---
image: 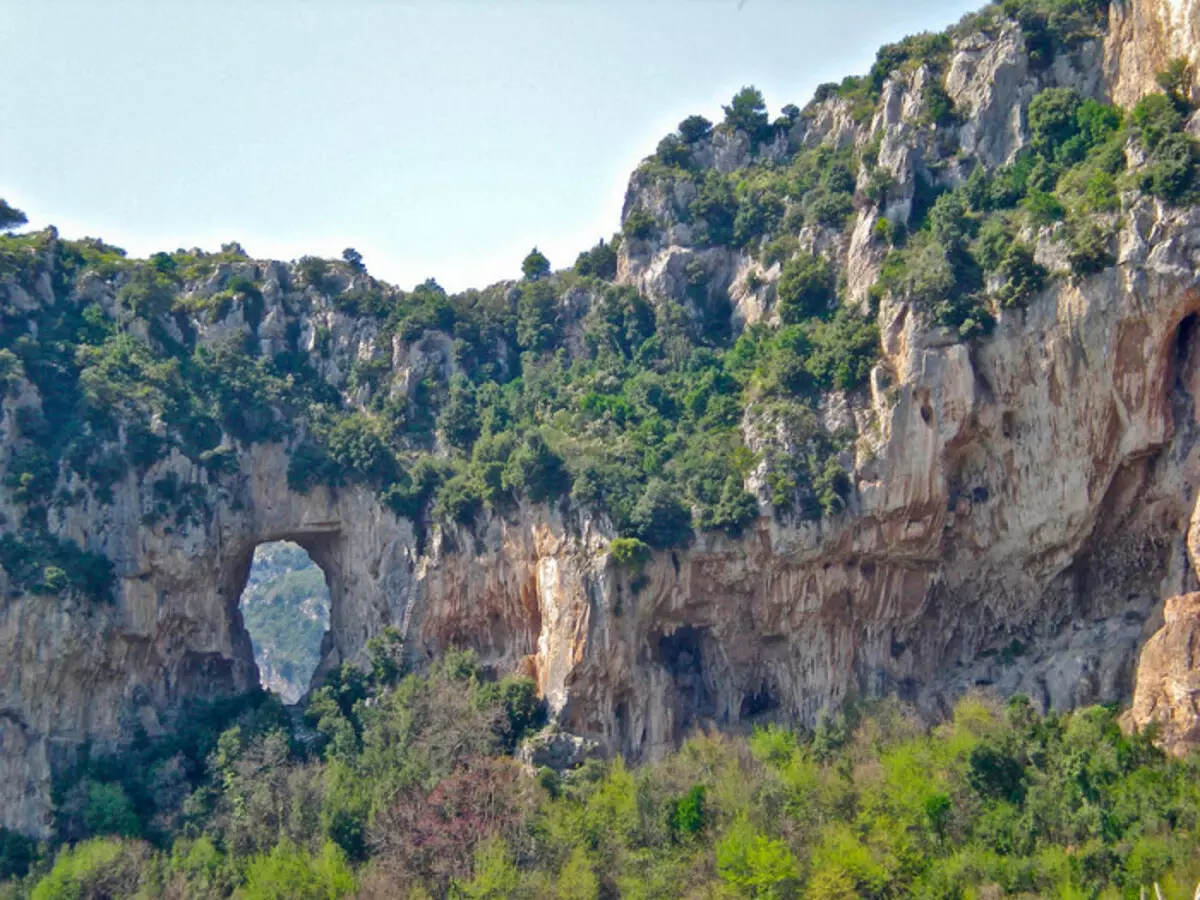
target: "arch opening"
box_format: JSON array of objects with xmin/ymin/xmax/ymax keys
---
[{"xmin": 238, "ymin": 541, "xmax": 331, "ymax": 704}]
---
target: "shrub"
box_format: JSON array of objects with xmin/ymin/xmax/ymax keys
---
[
  {"xmin": 1156, "ymin": 57, "xmax": 1194, "ymax": 112},
  {"xmin": 1067, "ymin": 220, "xmax": 1115, "ymax": 275},
  {"xmin": 995, "ymin": 242, "xmax": 1047, "ymax": 307},
  {"xmin": 622, "ymin": 207, "xmax": 656, "ymax": 241},
  {"xmin": 574, "ymin": 239, "xmax": 618, "ymax": 280},
  {"xmin": 776, "ymin": 253, "xmax": 835, "ymax": 324},
  {"xmin": 437, "ymin": 375, "xmax": 480, "ymax": 450},
  {"xmin": 806, "ymin": 191, "xmax": 855, "ymax": 228},
  {"xmin": 1022, "ymin": 189, "xmax": 1066, "ymax": 224},
  {"xmin": 689, "ymin": 173, "xmax": 738, "ymax": 246},
  {"xmin": 1140, "ymin": 131, "xmax": 1199, "ymax": 203},
  {"xmin": 433, "ymin": 474, "xmax": 483, "ymax": 526},
  {"xmin": 1131, "ymin": 92, "xmax": 1182, "ymax": 152},
  {"xmin": 805, "ymin": 309, "xmax": 880, "ymax": 390},
  {"xmin": 655, "ymin": 134, "xmax": 691, "ymax": 168},
  {"xmin": 0, "ymin": 827, "xmax": 37, "ymax": 880},
  {"xmin": 670, "ymin": 785, "xmax": 707, "ymax": 837},
  {"xmin": 1029, "ymin": 87, "xmax": 1083, "ymax": 161},
  {"xmin": 609, "ymin": 537, "xmax": 651, "ymax": 569},
  {"xmin": 715, "ymin": 816, "xmax": 800, "ymax": 896}
]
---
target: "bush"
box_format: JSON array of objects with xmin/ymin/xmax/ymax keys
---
[
  {"xmin": 1067, "ymin": 220, "xmax": 1115, "ymax": 275},
  {"xmin": 995, "ymin": 242, "xmax": 1046, "ymax": 307},
  {"xmin": 1140, "ymin": 131, "xmax": 1199, "ymax": 203},
  {"xmin": 654, "ymin": 134, "xmax": 691, "ymax": 168},
  {"xmin": 629, "ymin": 479, "xmax": 693, "ymax": 549},
  {"xmin": 82, "ymin": 780, "xmax": 141, "ymax": 838},
  {"xmin": 574, "ymin": 239, "xmax": 618, "ymax": 280},
  {"xmin": 437, "ymin": 375, "xmax": 480, "ymax": 450},
  {"xmin": 1131, "ymin": 92, "xmax": 1182, "ymax": 152},
  {"xmin": 689, "ymin": 173, "xmax": 738, "ymax": 246},
  {"xmin": 715, "ymin": 816, "xmax": 800, "ymax": 896},
  {"xmin": 776, "ymin": 253, "xmax": 835, "ymax": 324},
  {"xmin": 609, "ymin": 537, "xmax": 651, "ymax": 569},
  {"xmin": 806, "ymin": 190, "xmax": 855, "ymax": 229},
  {"xmin": 0, "ymin": 828, "xmax": 37, "ymax": 880},
  {"xmin": 1156, "ymin": 57, "xmax": 1194, "ymax": 112},
  {"xmin": 622, "ymin": 207, "xmax": 657, "ymax": 241},
  {"xmin": 669, "ymin": 785, "xmax": 707, "ymax": 837}
]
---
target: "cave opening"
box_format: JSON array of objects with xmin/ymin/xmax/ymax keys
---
[{"xmin": 238, "ymin": 541, "xmax": 331, "ymax": 704}]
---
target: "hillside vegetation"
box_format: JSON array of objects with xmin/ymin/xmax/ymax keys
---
[
  {"xmin": 2, "ymin": 654, "xmax": 1199, "ymax": 898},
  {"xmin": 2, "ymin": 0, "xmax": 1200, "ymax": 895}
]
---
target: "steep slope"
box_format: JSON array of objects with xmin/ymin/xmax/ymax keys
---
[{"xmin": 2, "ymin": 0, "xmax": 1200, "ymax": 840}]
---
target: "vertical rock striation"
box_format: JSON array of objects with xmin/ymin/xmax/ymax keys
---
[{"xmin": 4, "ymin": 0, "xmax": 1200, "ymax": 838}]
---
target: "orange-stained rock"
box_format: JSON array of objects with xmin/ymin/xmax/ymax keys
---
[{"xmin": 1127, "ymin": 594, "xmax": 1200, "ymax": 755}]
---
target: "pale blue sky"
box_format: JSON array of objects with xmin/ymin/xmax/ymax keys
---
[{"xmin": 1, "ymin": 0, "xmax": 981, "ymax": 292}]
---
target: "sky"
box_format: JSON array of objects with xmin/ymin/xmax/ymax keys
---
[{"xmin": 1, "ymin": 0, "xmax": 982, "ymax": 293}]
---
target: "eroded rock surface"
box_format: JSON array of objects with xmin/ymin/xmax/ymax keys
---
[
  {"xmin": 4, "ymin": 0, "xmax": 1200, "ymax": 839},
  {"xmin": 1127, "ymin": 593, "xmax": 1200, "ymax": 754}
]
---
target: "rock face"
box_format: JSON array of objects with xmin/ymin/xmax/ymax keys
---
[
  {"xmin": 5, "ymin": 0, "xmax": 1200, "ymax": 839},
  {"xmin": 1126, "ymin": 593, "xmax": 1200, "ymax": 754}
]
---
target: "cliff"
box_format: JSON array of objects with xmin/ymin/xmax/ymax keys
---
[{"xmin": 3, "ymin": 0, "xmax": 1200, "ymax": 839}]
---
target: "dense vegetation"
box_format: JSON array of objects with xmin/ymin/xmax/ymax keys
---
[
  {"xmin": 2, "ymin": 0, "xmax": 1200, "ymax": 895},
  {"xmin": 0, "ymin": 0, "xmax": 1190, "ymax": 596},
  {"xmin": 4, "ymin": 656, "xmax": 1200, "ymax": 899}
]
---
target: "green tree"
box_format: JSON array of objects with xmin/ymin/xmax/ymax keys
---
[
  {"xmin": 517, "ymin": 279, "xmax": 559, "ymax": 351},
  {"xmin": 679, "ymin": 114, "xmax": 714, "ymax": 143},
  {"xmin": 437, "ymin": 375, "xmax": 480, "ymax": 450},
  {"xmin": 630, "ymin": 479, "xmax": 693, "ymax": 549},
  {"xmin": 522, "ymin": 247, "xmax": 551, "ymax": 281},
  {"xmin": 239, "ymin": 840, "xmax": 356, "ymax": 900},
  {"xmin": 503, "ymin": 432, "xmax": 571, "ymax": 503},
  {"xmin": 723, "ymin": 86, "xmax": 772, "ymax": 144},
  {"xmin": 31, "ymin": 839, "xmax": 153, "ymax": 900},
  {"xmin": 82, "ymin": 781, "xmax": 141, "ymax": 838},
  {"xmin": 715, "ymin": 816, "xmax": 800, "ymax": 898},
  {"xmin": 459, "ymin": 838, "xmax": 520, "ymax": 899},
  {"xmin": 0, "ymin": 199, "xmax": 28, "ymax": 232},
  {"xmin": 574, "ymin": 239, "xmax": 618, "ymax": 280},
  {"xmin": 556, "ymin": 846, "xmax": 600, "ymax": 900},
  {"xmin": 341, "ymin": 247, "xmax": 365, "ymax": 272}
]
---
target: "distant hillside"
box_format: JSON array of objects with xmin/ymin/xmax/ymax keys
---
[{"xmin": 240, "ymin": 543, "xmax": 329, "ymax": 703}]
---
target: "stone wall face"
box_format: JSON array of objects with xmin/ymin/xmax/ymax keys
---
[{"xmin": 4, "ymin": 0, "xmax": 1200, "ymax": 838}]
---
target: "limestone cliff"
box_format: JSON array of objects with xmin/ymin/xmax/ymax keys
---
[{"xmin": 3, "ymin": 0, "xmax": 1200, "ymax": 840}]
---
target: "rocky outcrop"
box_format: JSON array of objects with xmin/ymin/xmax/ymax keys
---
[
  {"xmin": 1126, "ymin": 593, "xmax": 1200, "ymax": 754},
  {"xmin": 1107, "ymin": 0, "xmax": 1200, "ymax": 107},
  {"xmin": 5, "ymin": 0, "xmax": 1200, "ymax": 840}
]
